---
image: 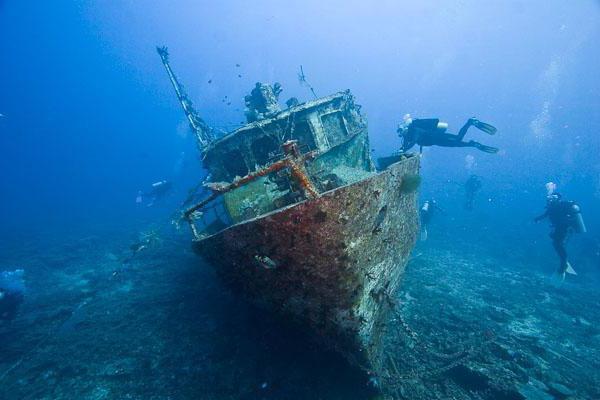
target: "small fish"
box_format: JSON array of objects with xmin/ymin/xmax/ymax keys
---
[
  {"xmin": 207, "ymin": 79, "xmax": 212, "ymax": 84},
  {"xmin": 238, "ymin": 74, "xmax": 242, "ymax": 78},
  {"xmin": 235, "ymin": 63, "xmax": 241, "ymax": 67},
  {"xmin": 227, "ymin": 102, "xmax": 231, "ymax": 105}
]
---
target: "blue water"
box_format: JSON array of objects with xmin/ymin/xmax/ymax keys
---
[{"xmin": 1, "ymin": 1, "xmax": 599, "ymax": 399}]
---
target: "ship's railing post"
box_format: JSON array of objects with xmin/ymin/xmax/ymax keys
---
[
  {"xmin": 282, "ymin": 140, "xmax": 319, "ymax": 199},
  {"xmin": 188, "ymin": 216, "xmax": 201, "ymax": 240}
]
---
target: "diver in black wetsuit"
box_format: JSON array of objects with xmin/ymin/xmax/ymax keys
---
[
  {"xmin": 535, "ymin": 189, "xmax": 586, "ymax": 280},
  {"xmin": 398, "ymin": 115, "xmax": 498, "ymax": 154},
  {"xmin": 464, "ymin": 175, "xmax": 482, "ymax": 211},
  {"xmin": 136, "ymin": 180, "xmax": 173, "ymax": 207}
]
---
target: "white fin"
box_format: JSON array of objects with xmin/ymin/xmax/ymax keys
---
[{"xmin": 565, "ymin": 262, "xmax": 577, "ymax": 275}]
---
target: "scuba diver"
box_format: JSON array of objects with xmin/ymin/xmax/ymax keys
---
[
  {"xmin": 398, "ymin": 114, "xmax": 498, "ymax": 154},
  {"xmin": 136, "ymin": 180, "xmax": 173, "ymax": 207},
  {"xmin": 420, "ymin": 200, "xmax": 444, "ymax": 241},
  {"xmin": 0, "ymin": 269, "xmax": 25, "ymax": 321},
  {"xmin": 464, "ymin": 175, "xmax": 482, "ymax": 211},
  {"xmin": 534, "ymin": 182, "xmax": 587, "ymax": 280}
]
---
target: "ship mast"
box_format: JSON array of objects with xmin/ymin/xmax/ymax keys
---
[{"xmin": 156, "ymin": 46, "xmax": 214, "ymax": 151}]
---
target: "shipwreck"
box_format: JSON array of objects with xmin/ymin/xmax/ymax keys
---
[{"xmin": 157, "ymin": 47, "xmax": 421, "ymax": 378}]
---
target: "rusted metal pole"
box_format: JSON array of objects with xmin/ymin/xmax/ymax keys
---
[{"xmin": 184, "ymin": 140, "xmax": 319, "ymax": 237}]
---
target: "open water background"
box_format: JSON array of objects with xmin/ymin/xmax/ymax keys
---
[{"xmin": 1, "ymin": 1, "xmax": 599, "ymax": 399}]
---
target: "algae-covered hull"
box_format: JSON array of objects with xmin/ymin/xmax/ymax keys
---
[{"xmin": 193, "ymin": 156, "xmax": 420, "ymax": 372}]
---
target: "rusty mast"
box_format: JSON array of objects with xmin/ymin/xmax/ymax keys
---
[{"xmin": 156, "ymin": 46, "xmax": 214, "ymax": 152}]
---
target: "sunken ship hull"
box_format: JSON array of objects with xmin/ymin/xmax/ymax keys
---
[
  {"xmin": 193, "ymin": 156, "xmax": 419, "ymax": 372},
  {"xmin": 157, "ymin": 47, "xmax": 420, "ymax": 377}
]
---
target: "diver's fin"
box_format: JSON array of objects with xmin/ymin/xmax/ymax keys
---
[
  {"xmin": 471, "ymin": 119, "xmax": 497, "ymax": 135},
  {"xmin": 472, "ymin": 142, "xmax": 499, "ymax": 154},
  {"xmin": 565, "ymin": 262, "xmax": 577, "ymax": 276},
  {"xmin": 421, "ymin": 228, "xmax": 428, "ymax": 241}
]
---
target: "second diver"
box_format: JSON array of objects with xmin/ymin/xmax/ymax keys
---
[
  {"xmin": 398, "ymin": 115, "xmax": 498, "ymax": 154},
  {"xmin": 534, "ymin": 182, "xmax": 587, "ymax": 280}
]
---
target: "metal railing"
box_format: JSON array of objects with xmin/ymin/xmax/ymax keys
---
[{"xmin": 184, "ymin": 140, "xmax": 319, "ymax": 239}]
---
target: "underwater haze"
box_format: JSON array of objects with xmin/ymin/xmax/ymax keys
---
[{"xmin": 1, "ymin": 1, "xmax": 599, "ymax": 399}]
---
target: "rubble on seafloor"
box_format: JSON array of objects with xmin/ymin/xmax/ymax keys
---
[
  {"xmin": 0, "ymin": 229, "xmax": 598, "ymax": 399},
  {"xmin": 381, "ymin": 236, "xmax": 599, "ymax": 400}
]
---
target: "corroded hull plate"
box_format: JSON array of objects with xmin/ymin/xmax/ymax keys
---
[{"xmin": 193, "ymin": 156, "xmax": 420, "ymax": 372}]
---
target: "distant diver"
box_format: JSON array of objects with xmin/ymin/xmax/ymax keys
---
[
  {"xmin": 121, "ymin": 229, "xmax": 162, "ymax": 265},
  {"xmin": 534, "ymin": 182, "xmax": 586, "ymax": 280},
  {"xmin": 136, "ymin": 180, "xmax": 173, "ymax": 207},
  {"xmin": 0, "ymin": 269, "xmax": 25, "ymax": 321},
  {"xmin": 464, "ymin": 174, "xmax": 482, "ymax": 211},
  {"xmin": 398, "ymin": 115, "xmax": 498, "ymax": 154},
  {"xmin": 420, "ymin": 199, "xmax": 443, "ymax": 241}
]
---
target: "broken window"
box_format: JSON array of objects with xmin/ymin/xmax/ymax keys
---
[
  {"xmin": 251, "ymin": 135, "xmax": 280, "ymax": 167},
  {"xmin": 290, "ymin": 120, "xmax": 317, "ymax": 151},
  {"xmin": 320, "ymin": 111, "xmax": 348, "ymax": 145},
  {"xmin": 222, "ymin": 149, "xmax": 249, "ymax": 179}
]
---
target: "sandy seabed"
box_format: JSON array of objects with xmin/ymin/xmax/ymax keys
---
[{"xmin": 0, "ymin": 227, "xmax": 598, "ymax": 400}]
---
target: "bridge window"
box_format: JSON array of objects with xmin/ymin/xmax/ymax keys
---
[
  {"xmin": 222, "ymin": 149, "xmax": 248, "ymax": 179},
  {"xmin": 291, "ymin": 120, "xmax": 317, "ymax": 151},
  {"xmin": 321, "ymin": 111, "xmax": 348, "ymax": 145},
  {"xmin": 251, "ymin": 136, "xmax": 280, "ymax": 167}
]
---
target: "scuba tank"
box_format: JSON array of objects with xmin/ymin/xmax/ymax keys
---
[
  {"xmin": 421, "ymin": 201, "xmax": 430, "ymax": 213},
  {"xmin": 570, "ymin": 203, "xmax": 587, "ymax": 233}
]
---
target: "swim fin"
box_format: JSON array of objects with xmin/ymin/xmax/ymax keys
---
[
  {"xmin": 471, "ymin": 119, "xmax": 497, "ymax": 135},
  {"xmin": 471, "ymin": 142, "xmax": 499, "ymax": 154},
  {"xmin": 565, "ymin": 262, "xmax": 577, "ymax": 276}
]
